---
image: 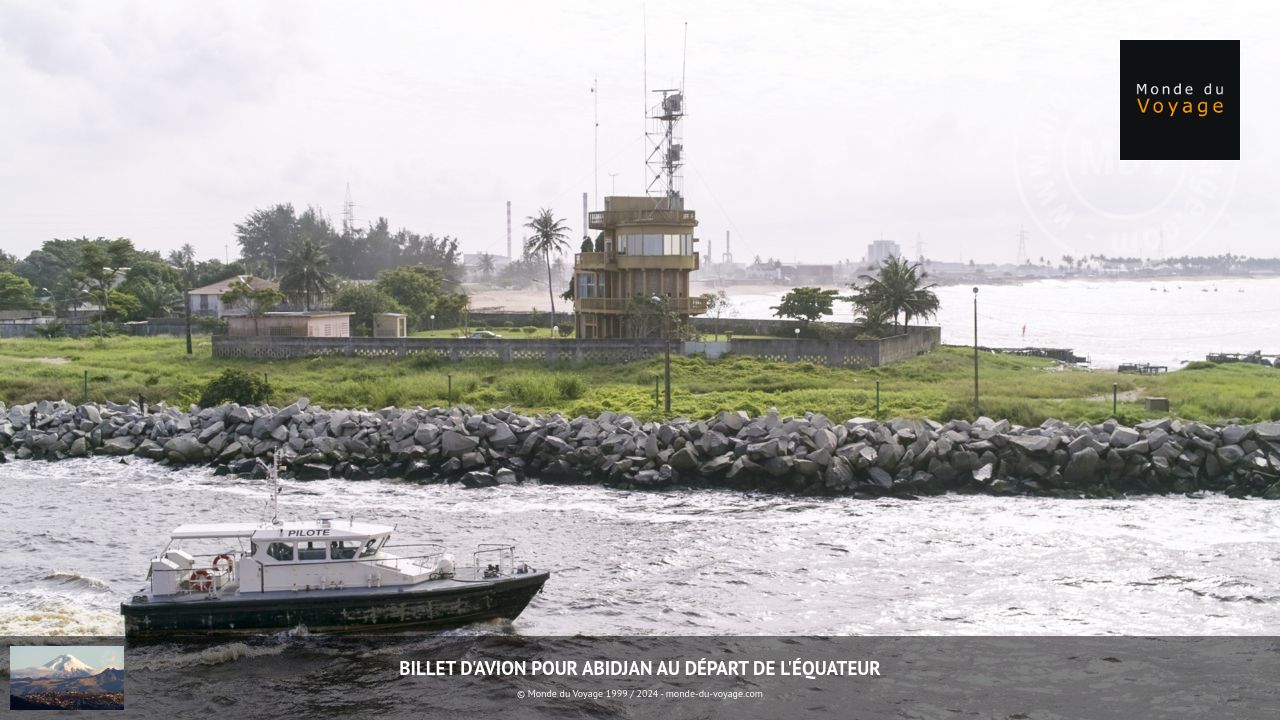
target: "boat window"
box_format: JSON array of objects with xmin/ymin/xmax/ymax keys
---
[
  {"xmin": 298, "ymin": 541, "xmax": 326, "ymax": 562},
  {"xmin": 266, "ymin": 542, "xmax": 294, "ymax": 562},
  {"xmin": 330, "ymin": 540, "xmax": 361, "ymax": 560},
  {"xmin": 359, "ymin": 536, "xmax": 384, "ymax": 558}
]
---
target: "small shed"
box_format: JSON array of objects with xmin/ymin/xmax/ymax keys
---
[
  {"xmin": 374, "ymin": 313, "xmax": 408, "ymax": 338},
  {"xmin": 227, "ymin": 312, "xmax": 353, "ymax": 338}
]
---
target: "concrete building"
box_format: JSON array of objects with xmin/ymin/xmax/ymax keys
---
[
  {"xmin": 572, "ymin": 195, "xmax": 707, "ymax": 338},
  {"xmin": 227, "ymin": 311, "xmax": 352, "ymax": 337},
  {"xmin": 189, "ymin": 275, "xmax": 278, "ymax": 317},
  {"xmin": 865, "ymin": 240, "xmax": 901, "ymax": 268},
  {"xmin": 374, "ymin": 312, "xmax": 408, "ymax": 338}
]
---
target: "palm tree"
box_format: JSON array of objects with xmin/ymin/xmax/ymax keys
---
[
  {"xmin": 523, "ymin": 208, "xmax": 571, "ymax": 331},
  {"xmin": 847, "ymin": 256, "xmax": 939, "ymax": 332},
  {"xmin": 478, "ymin": 252, "xmax": 496, "ymax": 278},
  {"xmin": 167, "ymin": 244, "xmax": 196, "ymax": 268},
  {"xmin": 132, "ymin": 280, "xmax": 182, "ymax": 318},
  {"xmin": 279, "ymin": 236, "xmax": 335, "ymax": 310}
]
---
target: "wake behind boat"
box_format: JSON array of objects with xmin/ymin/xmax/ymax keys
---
[{"xmin": 121, "ymin": 457, "xmax": 548, "ymax": 638}]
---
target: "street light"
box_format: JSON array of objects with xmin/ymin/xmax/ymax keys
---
[
  {"xmin": 651, "ymin": 295, "xmax": 671, "ymax": 415},
  {"xmin": 972, "ymin": 286, "xmax": 979, "ymax": 419},
  {"xmin": 430, "ymin": 314, "xmax": 435, "ymax": 332},
  {"xmin": 794, "ymin": 326, "xmax": 801, "ymax": 361}
]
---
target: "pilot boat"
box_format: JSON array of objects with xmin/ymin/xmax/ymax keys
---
[{"xmin": 121, "ymin": 459, "xmax": 548, "ymax": 638}]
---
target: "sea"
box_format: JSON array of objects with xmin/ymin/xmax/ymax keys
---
[
  {"xmin": 5, "ymin": 459, "xmax": 1280, "ymax": 638},
  {"xmin": 5, "ymin": 460, "xmax": 1280, "ymax": 717},
  {"xmin": 724, "ymin": 276, "xmax": 1280, "ymax": 369}
]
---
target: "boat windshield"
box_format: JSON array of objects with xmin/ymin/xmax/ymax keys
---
[
  {"xmin": 330, "ymin": 540, "xmax": 361, "ymax": 560},
  {"xmin": 360, "ymin": 536, "xmax": 387, "ymax": 558}
]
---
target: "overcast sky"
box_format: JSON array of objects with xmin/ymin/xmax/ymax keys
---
[{"xmin": 2, "ymin": 1, "xmax": 1276, "ymax": 265}]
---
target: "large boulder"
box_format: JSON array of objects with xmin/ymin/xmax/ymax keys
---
[
  {"xmin": 163, "ymin": 435, "xmax": 206, "ymax": 463},
  {"xmin": 1063, "ymin": 447, "xmax": 1101, "ymax": 485},
  {"xmin": 441, "ymin": 430, "xmax": 479, "ymax": 457}
]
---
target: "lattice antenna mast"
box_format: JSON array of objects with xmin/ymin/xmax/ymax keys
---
[
  {"xmin": 1016, "ymin": 225, "xmax": 1029, "ymax": 266},
  {"xmin": 645, "ymin": 89, "xmax": 684, "ymax": 201},
  {"xmin": 342, "ymin": 183, "xmax": 357, "ymax": 234}
]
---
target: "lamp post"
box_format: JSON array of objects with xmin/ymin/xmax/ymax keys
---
[
  {"xmin": 972, "ymin": 286, "xmax": 980, "ymax": 419},
  {"xmin": 652, "ymin": 295, "xmax": 671, "ymax": 415},
  {"xmin": 429, "ymin": 314, "xmax": 435, "ymax": 332},
  {"xmin": 794, "ymin": 326, "xmax": 800, "ymax": 361}
]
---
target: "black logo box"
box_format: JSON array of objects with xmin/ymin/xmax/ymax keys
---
[{"xmin": 1120, "ymin": 39, "xmax": 1239, "ymax": 160}]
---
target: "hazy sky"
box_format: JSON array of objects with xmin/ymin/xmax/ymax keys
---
[{"xmin": 2, "ymin": 1, "xmax": 1276, "ymax": 265}]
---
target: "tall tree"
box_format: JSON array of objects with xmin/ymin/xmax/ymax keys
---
[
  {"xmin": 279, "ymin": 236, "xmax": 335, "ymax": 310},
  {"xmin": 771, "ymin": 287, "xmax": 839, "ymax": 326},
  {"xmin": 374, "ymin": 265, "xmax": 466, "ymax": 329},
  {"xmin": 0, "ymin": 250, "xmax": 15, "ymax": 273},
  {"xmin": 131, "ymin": 280, "xmax": 182, "ymax": 318},
  {"xmin": 167, "ymin": 243, "xmax": 196, "ymax": 268},
  {"xmin": 523, "ymin": 208, "xmax": 571, "ymax": 332},
  {"xmin": 846, "ymin": 256, "xmax": 939, "ymax": 331},
  {"xmin": 332, "ymin": 283, "xmax": 403, "ymax": 336},
  {"xmin": 78, "ymin": 238, "xmax": 136, "ymax": 336},
  {"xmin": 235, "ymin": 204, "xmax": 297, "ymax": 278},
  {"xmin": 0, "ymin": 272, "xmax": 38, "ymax": 310},
  {"xmin": 477, "ymin": 252, "xmax": 496, "ymax": 278}
]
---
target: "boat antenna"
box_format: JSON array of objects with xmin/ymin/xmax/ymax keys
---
[{"xmin": 270, "ymin": 449, "xmax": 283, "ymax": 526}]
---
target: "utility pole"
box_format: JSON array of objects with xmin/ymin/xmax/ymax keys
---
[
  {"xmin": 972, "ymin": 287, "xmax": 980, "ymax": 418},
  {"xmin": 184, "ymin": 289, "xmax": 193, "ymax": 355},
  {"xmin": 506, "ymin": 201, "xmax": 512, "ymax": 259},
  {"xmin": 653, "ymin": 295, "xmax": 672, "ymax": 415}
]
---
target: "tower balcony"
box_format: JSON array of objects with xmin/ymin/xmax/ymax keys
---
[
  {"xmin": 575, "ymin": 296, "xmax": 709, "ymax": 315},
  {"xmin": 574, "ymin": 253, "xmax": 700, "ymax": 271}
]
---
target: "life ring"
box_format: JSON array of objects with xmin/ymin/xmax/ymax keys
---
[
  {"xmin": 213, "ymin": 554, "xmax": 234, "ymax": 572},
  {"xmin": 189, "ymin": 568, "xmax": 213, "ymax": 593}
]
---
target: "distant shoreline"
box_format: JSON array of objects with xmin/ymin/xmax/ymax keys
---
[{"xmin": 467, "ymin": 273, "xmax": 1280, "ymax": 312}]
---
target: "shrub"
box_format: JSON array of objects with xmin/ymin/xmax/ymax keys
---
[
  {"xmin": 555, "ymin": 375, "xmax": 587, "ymax": 400},
  {"xmin": 31, "ymin": 320, "xmax": 66, "ymax": 339},
  {"xmin": 195, "ymin": 316, "xmax": 228, "ymax": 334},
  {"xmin": 522, "ymin": 326, "xmax": 538, "ymax": 335},
  {"xmin": 200, "ymin": 368, "xmax": 272, "ymax": 407},
  {"xmin": 85, "ymin": 320, "xmax": 119, "ymax": 338},
  {"xmin": 1183, "ymin": 360, "xmax": 1216, "ymax": 370}
]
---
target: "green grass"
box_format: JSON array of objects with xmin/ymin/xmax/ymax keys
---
[{"xmin": 0, "ymin": 336, "xmax": 1277, "ymax": 425}]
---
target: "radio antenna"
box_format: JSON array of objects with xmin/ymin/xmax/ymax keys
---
[{"xmin": 681, "ymin": 21, "xmax": 688, "ymax": 93}]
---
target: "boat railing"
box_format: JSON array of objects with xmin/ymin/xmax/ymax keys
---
[
  {"xmin": 473, "ymin": 544, "xmax": 518, "ymax": 577},
  {"xmin": 259, "ymin": 550, "xmax": 453, "ymax": 592}
]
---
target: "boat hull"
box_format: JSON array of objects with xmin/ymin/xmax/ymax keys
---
[{"xmin": 121, "ymin": 572, "xmax": 548, "ymax": 639}]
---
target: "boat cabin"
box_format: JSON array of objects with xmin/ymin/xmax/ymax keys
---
[{"xmin": 147, "ymin": 511, "xmax": 445, "ymax": 597}]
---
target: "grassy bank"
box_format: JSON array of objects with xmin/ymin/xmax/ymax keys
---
[{"xmin": 0, "ymin": 336, "xmax": 1277, "ymax": 425}]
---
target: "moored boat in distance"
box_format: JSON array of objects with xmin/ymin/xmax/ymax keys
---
[{"xmin": 121, "ymin": 458, "xmax": 548, "ymax": 638}]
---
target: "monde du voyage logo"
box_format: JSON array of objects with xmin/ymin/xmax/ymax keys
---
[{"xmin": 1120, "ymin": 40, "xmax": 1239, "ymax": 160}]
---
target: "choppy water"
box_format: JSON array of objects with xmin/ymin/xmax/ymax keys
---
[
  {"xmin": 3, "ymin": 458, "xmax": 1280, "ymax": 637},
  {"xmin": 728, "ymin": 276, "xmax": 1280, "ymax": 368}
]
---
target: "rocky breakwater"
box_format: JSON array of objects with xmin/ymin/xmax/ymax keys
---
[{"xmin": 3, "ymin": 399, "xmax": 1280, "ymax": 499}]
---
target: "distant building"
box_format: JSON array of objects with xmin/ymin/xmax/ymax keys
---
[
  {"xmin": 782, "ymin": 264, "xmax": 835, "ymax": 285},
  {"xmin": 865, "ymin": 240, "xmax": 901, "ymax": 268},
  {"xmin": 227, "ymin": 311, "xmax": 352, "ymax": 338},
  {"xmin": 188, "ymin": 275, "xmax": 278, "ymax": 317},
  {"xmin": 571, "ymin": 195, "xmax": 707, "ymax": 338},
  {"xmin": 744, "ymin": 259, "xmax": 783, "ymax": 282}
]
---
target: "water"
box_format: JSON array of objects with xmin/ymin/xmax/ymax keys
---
[
  {"xmin": 4, "ymin": 458, "xmax": 1280, "ymax": 637},
  {"xmin": 725, "ymin": 276, "xmax": 1280, "ymax": 368}
]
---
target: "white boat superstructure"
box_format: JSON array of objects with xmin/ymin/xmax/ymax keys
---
[{"xmin": 146, "ymin": 511, "xmax": 459, "ymax": 599}]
